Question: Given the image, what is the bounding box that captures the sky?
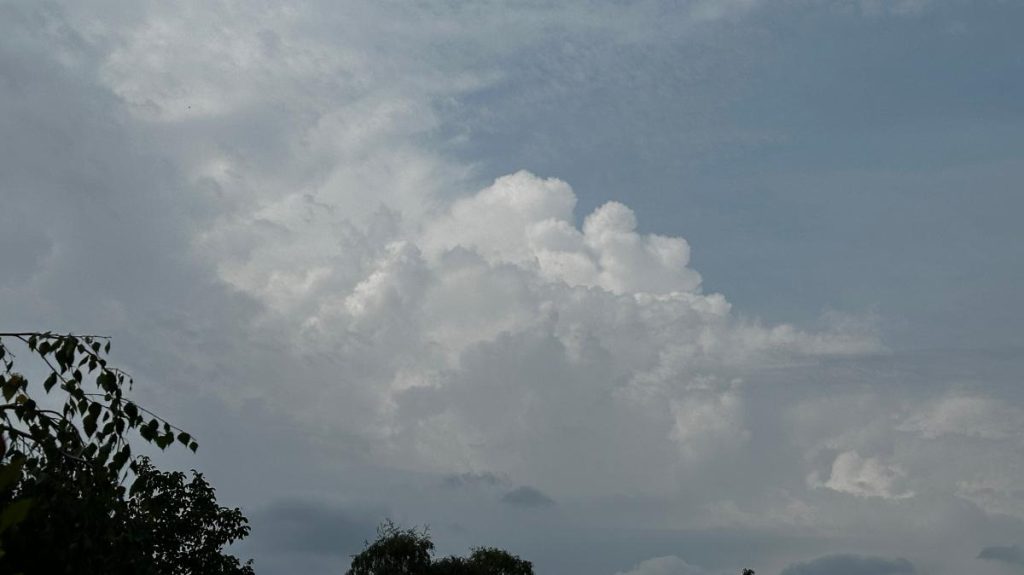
[2,1,1023,574]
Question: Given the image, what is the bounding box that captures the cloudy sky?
[2,1,1023,573]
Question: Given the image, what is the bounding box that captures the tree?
[348,521,435,575]
[125,457,253,575]
[0,332,253,574]
[347,520,534,575]
[432,548,534,575]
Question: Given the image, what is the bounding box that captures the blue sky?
[2,2,1024,574]
[443,0,1024,350]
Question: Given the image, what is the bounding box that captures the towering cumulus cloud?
[422,171,702,295]
[209,169,881,498]
[0,0,878,505]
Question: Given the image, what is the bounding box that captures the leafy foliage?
[125,457,254,575]
[431,548,533,575]
[0,332,253,574]
[347,520,534,575]
[348,521,435,575]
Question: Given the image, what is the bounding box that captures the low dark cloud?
[978,545,1024,566]
[500,486,555,508]
[248,500,385,558]
[442,471,503,489]
[780,554,915,575]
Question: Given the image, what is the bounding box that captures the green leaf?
[0,498,33,532]
[97,443,113,464]
[0,460,25,491]
[97,370,115,390]
[43,373,58,392]
[2,381,16,401]
[56,340,74,371]
[83,413,98,437]
[155,432,174,450]
[111,445,131,471]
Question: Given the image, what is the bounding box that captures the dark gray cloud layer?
[443,472,503,489]
[501,486,555,509]
[780,554,915,575]
[978,545,1024,567]
[248,500,385,557]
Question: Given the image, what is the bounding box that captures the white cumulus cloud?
[203,168,883,498]
[615,555,709,575]
[819,451,914,500]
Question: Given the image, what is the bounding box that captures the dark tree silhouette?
[0,332,253,574]
[347,520,534,575]
[348,521,435,575]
